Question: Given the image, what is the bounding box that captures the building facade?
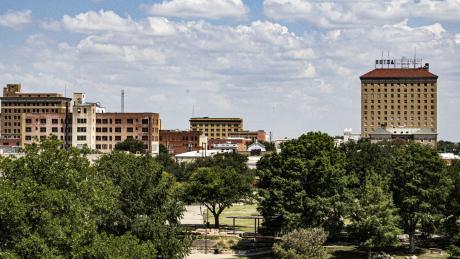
[369,127,437,147]
[72,93,105,149]
[190,117,243,140]
[360,63,438,138]
[228,130,266,142]
[21,113,70,146]
[159,130,202,155]
[0,84,71,144]
[95,113,160,154]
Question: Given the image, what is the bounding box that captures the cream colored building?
[72,93,105,149]
[190,117,243,140]
[360,64,438,138]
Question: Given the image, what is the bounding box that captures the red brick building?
[159,130,202,155]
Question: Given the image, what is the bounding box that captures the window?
[127,119,134,124]
[96,128,101,132]
[77,118,87,123]
[142,127,148,132]
[26,127,32,132]
[127,127,133,132]
[102,119,108,124]
[115,136,121,141]
[115,119,121,124]
[115,127,121,132]
[142,136,148,141]
[52,119,59,124]
[77,135,86,141]
[25,136,32,141]
[40,119,46,124]
[142,119,149,124]
[102,128,108,132]
[77,127,87,132]
[40,127,46,133]
[96,136,101,141]
[25,119,32,124]
[52,127,58,133]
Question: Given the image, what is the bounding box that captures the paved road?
[181,205,204,225]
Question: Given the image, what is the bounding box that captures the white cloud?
[62,10,137,33]
[0,10,32,28]
[456,34,460,44]
[263,0,460,28]
[40,19,61,31]
[144,0,248,19]
[2,9,460,140]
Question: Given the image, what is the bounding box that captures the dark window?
[115,119,122,124]
[40,127,46,133]
[77,127,87,132]
[127,128,133,132]
[77,118,87,123]
[115,136,121,141]
[25,136,32,141]
[115,127,121,132]
[25,119,32,124]
[142,127,148,132]
[142,119,149,124]
[52,127,58,133]
[77,135,86,141]
[26,127,32,132]
[127,119,134,124]
[52,119,59,124]
[40,119,46,124]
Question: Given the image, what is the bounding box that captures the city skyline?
[1,1,459,141]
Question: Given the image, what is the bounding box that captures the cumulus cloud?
[0,10,32,28]
[144,0,248,19]
[263,0,460,28]
[62,10,137,33]
[1,8,460,139]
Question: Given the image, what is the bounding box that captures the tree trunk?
[213,212,220,229]
[409,231,415,253]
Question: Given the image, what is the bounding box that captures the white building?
[71,93,105,149]
[175,149,231,163]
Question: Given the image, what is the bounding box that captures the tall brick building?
[360,62,437,139]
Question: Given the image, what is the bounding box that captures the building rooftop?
[369,127,437,135]
[360,68,438,79]
[190,117,242,121]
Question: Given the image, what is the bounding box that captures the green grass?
[206,204,259,232]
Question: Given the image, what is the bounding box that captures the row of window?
[96,118,152,124]
[2,108,60,113]
[364,105,435,110]
[363,93,435,98]
[2,102,64,107]
[191,124,240,127]
[364,116,435,121]
[363,87,435,93]
[363,82,433,87]
[365,99,435,104]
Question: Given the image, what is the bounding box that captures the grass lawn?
[206,203,259,232]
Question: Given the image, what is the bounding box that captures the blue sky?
[1,0,459,140]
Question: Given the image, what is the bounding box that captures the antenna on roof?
[121,89,125,112]
[414,46,417,68]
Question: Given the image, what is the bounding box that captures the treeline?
[1,133,459,258]
[257,132,460,255]
[0,138,190,258]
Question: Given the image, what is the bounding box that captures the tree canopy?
[114,138,146,153]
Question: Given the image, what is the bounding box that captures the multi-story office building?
[72,93,105,149]
[95,113,160,154]
[21,113,69,145]
[4,85,161,154]
[228,130,266,142]
[159,130,203,155]
[189,117,243,140]
[360,62,438,138]
[0,84,71,144]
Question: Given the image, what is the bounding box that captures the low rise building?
[175,149,230,163]
[159,129,202,155]
[228,130,266,142]
[369,127,437,146]
[190,117,243,140]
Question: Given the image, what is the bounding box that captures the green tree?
[185,167,254,228]
[0,137,156,257]
[349,171,401,257]
[95,152,190,258]
[391,143,452,252]
[257,132,350,238]
[273,228,328,259]
[114,138,146,153]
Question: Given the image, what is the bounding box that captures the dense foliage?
[0,138,189,258]
[114,138,146,153]
[184,165,254,228]
[273,228,328,259]
[258,132,350,239]
[258,132,458,254]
